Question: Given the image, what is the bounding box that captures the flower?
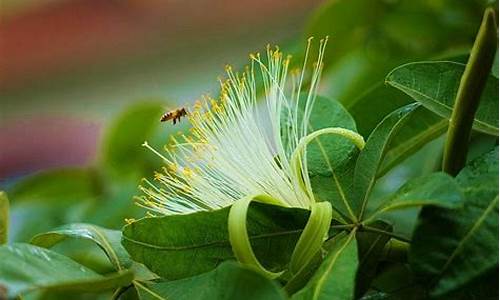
[138,38,332,215]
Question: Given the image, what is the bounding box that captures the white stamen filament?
[137,39,329,215]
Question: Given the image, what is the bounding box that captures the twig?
[442,8,498,175]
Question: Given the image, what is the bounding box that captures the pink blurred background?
[0,0,322,179]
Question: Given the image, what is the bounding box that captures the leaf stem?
[361,225,411,243]
[442,8,498,176]
[111,285,131,300]
[330,224,356,230]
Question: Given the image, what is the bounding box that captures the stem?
[442,8,498,176]
[111,285,131,300]
[361,225,411,243]
[330,224,356,230]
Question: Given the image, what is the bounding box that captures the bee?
[160,107,188,124]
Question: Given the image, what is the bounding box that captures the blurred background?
[0,0,494,243]
[0,0,321,179]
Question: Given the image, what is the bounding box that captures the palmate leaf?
[351,103,419,220]
[292,231,358,300]
[386,61,499,136]
[410,147,499,297]
[0,243,133,298]
[134,262,286,300]
[122,202,309,280]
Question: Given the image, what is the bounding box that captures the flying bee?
[160,107,188,125]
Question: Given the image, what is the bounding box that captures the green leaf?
[410,147,499,297]
[352,103,419,220]
[355,221,392,299]
[347,83,448,178]
[101,102,168,176]
[8,168,100,203]
[298,96,358,175]
[359,287,427,300]
[292,231,358,300]
[305,0,382,69]
[0,243,133,298]
[85,178,145,229]
[309,0,484,110]
[386,61,499,136]
[122,202,309,280]
[369,263,425,299]
[134,262,286,300]
[0,192,8,244]
[284,95,359,219]
[365,173,463,223]
[6,168,101,242]
[31,223,132,271]
[347,83,413,138]
[378,106,447,177]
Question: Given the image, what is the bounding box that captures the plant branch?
[442,8,498,176]
[330,224,356,230]
[111,285,132,300]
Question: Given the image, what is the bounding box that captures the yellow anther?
[146,211,157,218]
[170,135,179,144]
[183,167,193,178]
[167,163,178,173]
[124,218,136,225]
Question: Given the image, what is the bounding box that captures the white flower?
[138,38,332,215]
